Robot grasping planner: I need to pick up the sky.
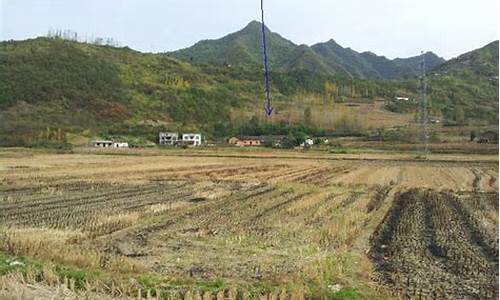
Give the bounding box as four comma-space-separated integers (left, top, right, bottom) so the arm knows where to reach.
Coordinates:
1, 0, 498, 59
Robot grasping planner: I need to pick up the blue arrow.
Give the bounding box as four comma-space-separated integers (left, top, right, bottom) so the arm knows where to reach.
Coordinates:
261, 0, 273, 116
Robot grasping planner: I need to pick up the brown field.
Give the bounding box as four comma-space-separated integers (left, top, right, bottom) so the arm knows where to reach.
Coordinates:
0, 148, 498, 299
232, 96, 414, 130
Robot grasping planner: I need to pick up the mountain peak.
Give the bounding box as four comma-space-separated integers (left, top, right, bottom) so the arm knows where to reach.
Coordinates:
170, 20, 295, 68
241, 20, 265, 33
326, 39, 340, 45
246, 20, 262, 27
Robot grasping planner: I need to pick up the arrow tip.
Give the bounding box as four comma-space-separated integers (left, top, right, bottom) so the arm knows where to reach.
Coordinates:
265, 106, 274, 116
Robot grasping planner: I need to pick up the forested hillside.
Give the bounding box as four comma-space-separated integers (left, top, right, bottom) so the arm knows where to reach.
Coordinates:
428, 41, 499, 123
0, 32, 497, 147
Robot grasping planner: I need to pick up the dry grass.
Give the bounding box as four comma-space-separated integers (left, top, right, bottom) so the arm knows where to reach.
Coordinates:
0, 272, 133, 300
88, 212, 140, 237
3, 228, 101, 269
232, 94, 413, 130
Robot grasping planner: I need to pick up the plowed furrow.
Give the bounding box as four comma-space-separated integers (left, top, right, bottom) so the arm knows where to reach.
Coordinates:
370, 189, 499, 299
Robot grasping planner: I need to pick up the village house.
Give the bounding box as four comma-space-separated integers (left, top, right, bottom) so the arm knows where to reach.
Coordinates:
91, 140, 129, 148
159, 132, 179, 146
229, 136, 264, 147
300, 138, 314, 147
182, 133, 202, 146
91, 140, 113, 148
113, 142, 129, 148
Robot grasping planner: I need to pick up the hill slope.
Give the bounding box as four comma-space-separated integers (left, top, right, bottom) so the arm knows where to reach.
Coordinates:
433, 41, 499, 79
426, 41, 499, 123
0, 37, 497, 147
0, 37, 252, 145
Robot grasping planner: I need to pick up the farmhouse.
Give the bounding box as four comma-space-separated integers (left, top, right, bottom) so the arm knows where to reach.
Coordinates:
91, 140, 129, 148
159, 132, 179, 146
229, 136, 265, 147
113, 142, 129, 148
182, 133, 202, 146
91, 140, 113, 148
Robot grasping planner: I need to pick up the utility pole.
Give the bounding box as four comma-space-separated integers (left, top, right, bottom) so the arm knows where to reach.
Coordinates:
261, 0, 273, 116
418, 51, 429, 158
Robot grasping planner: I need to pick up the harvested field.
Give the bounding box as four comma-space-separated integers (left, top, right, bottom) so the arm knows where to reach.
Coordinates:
370, 189, 499, 299
0, 149, 497, 298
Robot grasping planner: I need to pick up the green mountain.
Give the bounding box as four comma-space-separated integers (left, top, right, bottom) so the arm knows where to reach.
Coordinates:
171, 21, 346, 76
171, 21, 296, 68
312, 40, 382, 79
172, 21, 446, 80
297, 41, 444, 80
279, 44, 337, 76
312, 39, 376, 79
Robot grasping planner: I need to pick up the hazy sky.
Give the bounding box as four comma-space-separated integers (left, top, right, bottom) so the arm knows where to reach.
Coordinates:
1, 0, 498, 59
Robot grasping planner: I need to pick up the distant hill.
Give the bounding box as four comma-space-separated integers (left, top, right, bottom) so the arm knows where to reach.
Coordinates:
433, 41, 499, 79
361, 51, 444, 79
313, 40, 444, 80
312, 40, 380, 79
426, 41, 499, 123
171, 21, 446, 80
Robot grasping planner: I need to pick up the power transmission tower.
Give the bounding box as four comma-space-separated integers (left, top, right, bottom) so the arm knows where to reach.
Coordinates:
418, 51, 429, 158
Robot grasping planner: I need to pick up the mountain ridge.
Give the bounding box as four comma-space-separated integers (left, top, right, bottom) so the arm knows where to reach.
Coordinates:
170, 20, 446, 80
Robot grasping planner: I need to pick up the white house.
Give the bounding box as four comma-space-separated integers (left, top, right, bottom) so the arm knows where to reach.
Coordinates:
300, 138, 314, 147
395, 96, 410, 101
182, 133, 202, 146
159, 132, 179, 146
113, 142, 129, 148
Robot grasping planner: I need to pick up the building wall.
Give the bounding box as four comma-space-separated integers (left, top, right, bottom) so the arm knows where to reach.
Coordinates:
236, 140, 261, 146
159, 133, 179, 145
113, 142, 129, 148
182, 134, 202, 146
